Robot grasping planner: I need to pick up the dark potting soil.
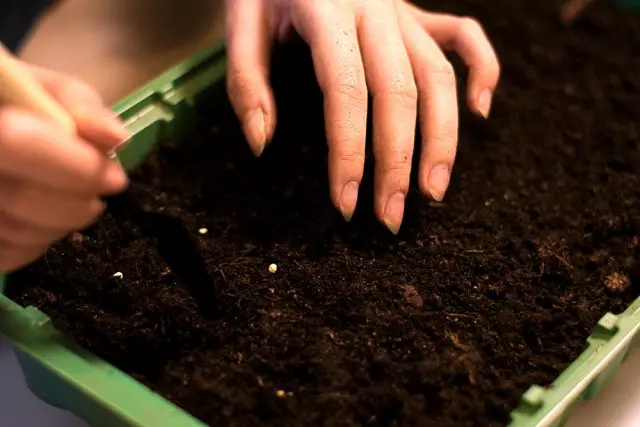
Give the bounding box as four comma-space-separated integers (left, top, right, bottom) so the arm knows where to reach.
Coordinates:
7, 0, 640, 426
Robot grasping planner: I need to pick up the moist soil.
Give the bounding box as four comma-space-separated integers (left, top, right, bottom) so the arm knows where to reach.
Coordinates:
7, 1, 640, 426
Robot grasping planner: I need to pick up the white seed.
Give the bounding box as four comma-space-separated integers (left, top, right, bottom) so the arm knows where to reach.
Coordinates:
112, 272, 124, 279
268, 263, 278, 273
198, 228, 208, 235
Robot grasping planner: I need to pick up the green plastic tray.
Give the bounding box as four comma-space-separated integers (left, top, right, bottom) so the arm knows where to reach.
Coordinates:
1, 40, 640, 427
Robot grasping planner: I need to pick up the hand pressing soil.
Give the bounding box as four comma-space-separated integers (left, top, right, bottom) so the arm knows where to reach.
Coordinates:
7, 0, 640, 426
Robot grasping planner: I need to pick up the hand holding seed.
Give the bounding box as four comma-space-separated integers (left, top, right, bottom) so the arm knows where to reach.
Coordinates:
0, 58, 129, 271
225, 0, 500, 234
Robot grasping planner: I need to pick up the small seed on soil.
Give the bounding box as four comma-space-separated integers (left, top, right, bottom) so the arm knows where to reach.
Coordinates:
269, 263, 278, 273
198, 228, 208, 235
112, 272, 124, 279
276, 390, 286, 398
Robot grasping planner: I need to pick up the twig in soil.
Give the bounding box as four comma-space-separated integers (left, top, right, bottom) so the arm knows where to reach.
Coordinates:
445, 313, 473, 319
105, 192, 222, 318
555, 254, 574, 269
445, 330, 474, 353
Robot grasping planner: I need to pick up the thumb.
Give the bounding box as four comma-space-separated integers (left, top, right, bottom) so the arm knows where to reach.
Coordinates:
226, 0, 276, 157
28, 65, 129, 151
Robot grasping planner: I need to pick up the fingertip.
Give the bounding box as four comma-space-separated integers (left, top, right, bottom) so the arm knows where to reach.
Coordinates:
382, 192, 406, 235
423, 163, 451, 201
100, 161, 129, 195
338, 181, 359, 222
75, 108, 130, 150
91, 198, 107, 215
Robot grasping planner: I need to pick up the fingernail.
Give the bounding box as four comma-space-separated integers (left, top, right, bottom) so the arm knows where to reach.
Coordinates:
477, 89, 492, 119
427, 164, 451, 202
383, 192, 406, 235
339, 181, 359, 222
101, 162, 129, 195
245, 109, 266, 157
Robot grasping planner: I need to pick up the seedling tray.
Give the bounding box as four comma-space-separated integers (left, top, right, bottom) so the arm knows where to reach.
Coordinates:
1, 41, 640, 427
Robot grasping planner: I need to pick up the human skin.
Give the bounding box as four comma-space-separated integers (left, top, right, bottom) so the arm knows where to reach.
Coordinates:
225, 0, 501, 233
0, 0, 499, 271
22, 0, 500, 235
18, 0, 226, 105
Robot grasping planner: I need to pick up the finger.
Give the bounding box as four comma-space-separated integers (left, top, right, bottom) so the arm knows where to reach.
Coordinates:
358, 1, 417, 234
292, 1, 368, 222
400, 14, 458, 202
0, 241, 48, 272
0, 109, 127, 195
0, 178, 105, 229
0, 211, 68, 247
403, 5, 500, 118
226, 0, 276, 157
29, 65, 129, 149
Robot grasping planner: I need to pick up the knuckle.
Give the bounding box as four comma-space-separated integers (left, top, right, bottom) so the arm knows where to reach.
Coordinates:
428, 60, 456, 86
376, 74, 418, 107
390, 83, 418, 106
332, 68, 368, 105
430, 130, 458, 157
336, 147, 365, 166
378, 148, 413, 176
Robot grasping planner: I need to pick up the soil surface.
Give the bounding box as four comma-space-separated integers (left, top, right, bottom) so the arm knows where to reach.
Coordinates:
7, 1, 640, 426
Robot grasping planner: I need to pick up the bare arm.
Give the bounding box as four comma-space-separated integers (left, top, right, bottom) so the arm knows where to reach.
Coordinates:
18, 0, 225, 104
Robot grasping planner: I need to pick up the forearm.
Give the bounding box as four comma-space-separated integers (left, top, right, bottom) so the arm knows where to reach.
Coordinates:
18, 0, 225, 104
